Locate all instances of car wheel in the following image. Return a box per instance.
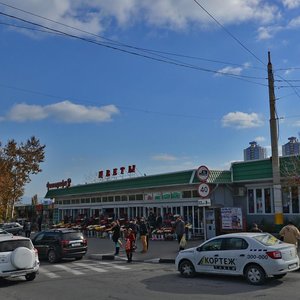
[179,260,196,278]
[47,250,58,263]
[25,273,36,281]
[245,264,266,285]
[273,273,287,279]
[11,247,34,269]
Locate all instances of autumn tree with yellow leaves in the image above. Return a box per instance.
[0,136,45,221]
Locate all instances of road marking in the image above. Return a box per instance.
[72,262,108,273]
[97,261,131,270]
[39,267,61,278]
[53,264,85,275]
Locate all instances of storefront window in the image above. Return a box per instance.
[182,191,192,198]
[248,187,272,214]
[291,186,299,213]
[264,188,271,213]
[256,189,263,213]
[248,189,254,213]
[282,186,300,214]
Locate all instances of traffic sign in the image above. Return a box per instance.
[198,182,210,198]
[198,199,211,207]
[196,165,210,182]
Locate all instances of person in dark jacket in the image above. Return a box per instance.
[139,218,150,253]
[175,216,185,250]
[111,220,121,255]
[23,220,32,238]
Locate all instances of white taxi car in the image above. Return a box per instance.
[175,232,299,285]
[0,234,39,281]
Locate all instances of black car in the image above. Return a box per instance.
[31,228,88,263]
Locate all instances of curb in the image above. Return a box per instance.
[88,254,175,264]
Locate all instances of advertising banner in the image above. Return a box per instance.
[221,207,243,230]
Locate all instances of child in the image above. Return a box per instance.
[125,228,136,262]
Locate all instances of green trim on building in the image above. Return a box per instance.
[45,156,300,199]
[231,159,273,182]
[45,169,232,199]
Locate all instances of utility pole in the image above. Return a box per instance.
[267,51,283,228]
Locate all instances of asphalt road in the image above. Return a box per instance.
[1,259,300,300]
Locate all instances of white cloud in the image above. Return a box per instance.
[256,25,284,40]
[288,16,300,28]
[292,120,300,127]
[254,136,266,143]
[1,100,120,123]
[3,0,280,36]
[215,66,243,76]
[282,0,300,9]
[221,111,264,129]
[151,153,178,161]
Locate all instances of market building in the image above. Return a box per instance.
[43,156,300,238]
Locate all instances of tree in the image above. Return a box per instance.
[0,136,45,221]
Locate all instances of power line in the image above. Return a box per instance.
[192,0,265,66]
[0,82,220,120]
[0,1,265,71]
[0,11,267,82]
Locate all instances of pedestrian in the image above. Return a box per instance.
[175,216,185,250]
[279,221,300,247]
[139,218,150,253]
[250,223,262,233]
[125,228,136,263]
[111,220,122,256]
[23,220,32,238]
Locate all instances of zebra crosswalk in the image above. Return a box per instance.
[38,260,133,279]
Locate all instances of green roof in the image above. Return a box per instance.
[45,169,232,198]
[231,159,273,182]
[45,156,300,198]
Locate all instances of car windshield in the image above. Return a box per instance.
[253,233,280,246]
[0,240,33,252]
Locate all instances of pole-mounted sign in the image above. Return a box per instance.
[196,165,210,182]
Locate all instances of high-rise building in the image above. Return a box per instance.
[244,141,267,161]
[282,136,300,156]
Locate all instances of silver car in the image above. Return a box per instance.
[175,232,299,285]
[0,222,23,235]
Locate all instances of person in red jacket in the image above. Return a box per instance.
[125,228,136,263]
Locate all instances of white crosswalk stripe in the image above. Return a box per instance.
[97,261,131,270]
[72,262,108,273]
[38,260,134,279]
[38,267,61,279]
[53,264,85,275]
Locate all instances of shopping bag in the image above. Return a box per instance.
[179,234,187,249]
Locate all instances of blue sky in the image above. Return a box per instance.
[1,0,300,203]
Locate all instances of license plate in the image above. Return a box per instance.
[71,243,81,247]
[288,263,297,269]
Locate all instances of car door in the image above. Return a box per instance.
[217,237,249,274]
[194,238,224,273]
[194,237,249,275]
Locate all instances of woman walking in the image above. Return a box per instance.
[125,228,136,263]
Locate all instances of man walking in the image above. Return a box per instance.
[175,216,185,251]
[279,221,300,247]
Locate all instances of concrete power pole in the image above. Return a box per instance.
[267,51,283,228]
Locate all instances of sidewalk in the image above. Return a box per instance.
[87,236,203,263]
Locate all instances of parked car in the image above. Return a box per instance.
[0,234,39,281]
[31,228,88,263]
[175,232,299,285]
[0,222,23,235]
[0,229,12,236]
